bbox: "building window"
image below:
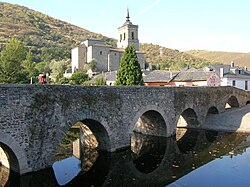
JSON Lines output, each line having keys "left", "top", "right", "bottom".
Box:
{"left": 124, "top": 33, "right": 126, "bottom": 40}
{"left": 131, "top": 32, "right": 134, "bottom": 40}
{"left": 120, "top": 34, "right": 122, "bottom": 42}
{"left": 232, "top": 80, "right": 236, "bottom": 86}
{"left": 245, "top": 81, "right": 248, "bottom": 90}
{"left": 100, "top": 51, "right": 102, "bottom": 55}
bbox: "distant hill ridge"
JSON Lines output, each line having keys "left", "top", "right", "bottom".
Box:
{"left": 0, "top": 2, "right": 249, "bottom": 69}
{"left": 186, "top": 50, "right": 250, "bottom": 69}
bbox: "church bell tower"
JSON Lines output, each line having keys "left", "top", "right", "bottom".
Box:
{"left": 117, "top": 9, "right": 139, "bottom": 51}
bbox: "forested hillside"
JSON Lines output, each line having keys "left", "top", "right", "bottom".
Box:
{"left": 0, "top": 2, "right": 211, "bottom": 70}
{"left": 140, "top": 43, "right": 209, "bottom": 70}
{"left": 0, "top": 2, "right": 116, "bottom": 62}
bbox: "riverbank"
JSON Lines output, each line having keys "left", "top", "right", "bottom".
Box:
{"left": 203, "top": 104, "right": 250, "bottom": 132}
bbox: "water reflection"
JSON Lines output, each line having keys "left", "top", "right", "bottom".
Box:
{"left": 131, "top": 133, "right": 166, "bottom": 173}
{"left": 53, "top": 156, "right": 81, "bottom": 185}
{"left": 176, "top": 128, "right": 199, "bottom": 153}
{"left": 3, "top": 129, "right": 250, "bottom": 187}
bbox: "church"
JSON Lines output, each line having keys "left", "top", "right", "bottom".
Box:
{"left": 71, "top": 10, "right": 145, "bottom": 74}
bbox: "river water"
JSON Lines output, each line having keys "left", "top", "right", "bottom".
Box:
{"left": 2, "top": 128, "right": 250, "bottom": 187}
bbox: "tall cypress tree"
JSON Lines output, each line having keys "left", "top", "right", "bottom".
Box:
{"left": 115, "top": 45, "right": 144, "bottom": 86}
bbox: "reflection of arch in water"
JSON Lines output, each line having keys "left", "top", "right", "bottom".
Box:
{"left": 131, "top": 133, "right": 167, "bottom": 174}
{"left": 225, "top": 95, "right": 239, "bottom": 109}
{"left": 65, "top": 151, "right": 111, "bottom": 186}
{"left": 205, "top": 130, "right": 219, "bottom": 143}
{"left": 133, "top": 109, "right": 167, "bottom": 137}
{"left": 128, "top": 134, "right": 177, "bottom": 183}
{"left": 176, "top": 128, "right": 199, "bottom": 153}
{"left": 177, "top": 108, "right": 199, "bottom": 128}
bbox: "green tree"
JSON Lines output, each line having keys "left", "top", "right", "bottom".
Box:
{"left": 83, "top": 58, "right": 97, "bottom": 72}
{"left": 35, "top": 61, "right": 50, "bottom": 74}
{"left": 89, "top": 58, "right": 97, "bottom": 71}
{"left": 0, "top": 38, "right": 27, "bottom": 83}
{"left": 23, "top": 50, "right": 39, "bottom": 80}
{"left": 115, "top": 45, "right": 144, "bottom": 86}
{"left": 93, "top": 76, "right": 106, "bottom": 86}
{"left": 70, "top": 72, "right": 88, "bottom": 85}
{"left": 49, "top": 59, "right": 67, "bottom": 82}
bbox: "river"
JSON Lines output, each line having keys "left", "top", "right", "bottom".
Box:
{"left": 2, "top": 128, "right": 250, "bottom": 187}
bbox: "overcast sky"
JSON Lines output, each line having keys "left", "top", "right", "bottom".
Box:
{"left": 3, "top": 0, "right": 250, "bottom": 53}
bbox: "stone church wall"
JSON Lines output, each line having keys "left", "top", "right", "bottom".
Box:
{"left": 108, "top": 51, "right": 122, "bottom": 71}
{"left": 71, "top": 45, "right": 87, "bottom": 73}
{"left": 91, "top": 45, "right": 110, "bottom": 72}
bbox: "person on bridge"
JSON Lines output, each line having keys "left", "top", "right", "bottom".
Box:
{"left": 40, "top": 74, "right": 47, "bottom": 84}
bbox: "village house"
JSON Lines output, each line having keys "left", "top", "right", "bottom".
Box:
{"left": 143, "top": 68, "right": 221, "bottom": 87}
{"left": 143, "top": 70, "right": 178, "bottom": 86}
{"left": 204, "top": 62, "right": 250, "bottom": 91}
{"left": 143, "top": 62, "right": 250, "bottom": 91}
{"left": 172, "top": 68, "right": 221, "bottom": 87}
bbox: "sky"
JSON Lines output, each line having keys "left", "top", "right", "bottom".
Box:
{"left": 2, "top": 0, "right": 250, "bottom": 53}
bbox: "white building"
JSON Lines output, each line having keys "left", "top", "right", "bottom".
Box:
{"left": 204, "top": 62, "right": 250, "bottom": 90}
{"left": 71, "top": 10, "right": 145, "bottom": 74}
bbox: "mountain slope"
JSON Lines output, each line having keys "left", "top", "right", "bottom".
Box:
{"left": 186, "top": 50, "right": 250, "bottom": 68}
{"left": 140, "top": 43, "right": 206, "bottom": 66}
{"left": 0, "top": 2, "right": 116, "bottom": 62}
{"left": 0, "top": 2, "right": 209, "bottom": 68}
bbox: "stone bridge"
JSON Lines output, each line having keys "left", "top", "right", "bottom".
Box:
{"left": 0, "top": 85, "right": 249, "bottom": 175}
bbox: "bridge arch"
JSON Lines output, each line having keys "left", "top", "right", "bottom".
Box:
{"left": 177, "top": 108, "right": 199, "bottom": 128}
{"left": 0, "top": 133, "right": 30, "bottom": 175}
{"left": 130, "top": 105, "right": 169, "bottom": 137}
{"left": 207, "top": 106, "right": 219, "bottom": 115}
{"left": 56, "top": 118, "right": 111, "bottom": 153}
{"left": 80, "top": 119, "right": 111, "bottom": 151}
{"left": 225, "top": 95, "right": 239, "bottom": 108}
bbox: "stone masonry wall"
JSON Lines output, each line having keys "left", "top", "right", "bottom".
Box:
{"left": 0, "top": 85, "right": 249, "bottom": 175}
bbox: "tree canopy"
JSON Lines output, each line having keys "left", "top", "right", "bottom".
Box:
{"left": 70, "top": 71, "right": 88, "bottom": 85}
{"left": 0, "top": 38, "right": 27, "bottom": 83}
{"left": 0, "top": 38, "right": 41, "bottom": 84}
{"left": 115, "top": 45, "right": 144, "bottom": 86}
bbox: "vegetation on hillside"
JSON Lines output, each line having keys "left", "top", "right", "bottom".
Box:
{"left": 0, "top": 2, "right": 116, "bottom": 63}
{"left": 116, "top": 45, "right": 144, "bottom": 86}
{"left": 0, "top": 2, "right": 215, "bottom": 72}
{"left": 186, "top": 50, "right": 250, "bottom": 69}
{"left": 140, "top": 43, "right": 210, "bottom": 70}
{"left": 3, "top": 2, "right": 248, "bottom": 76}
